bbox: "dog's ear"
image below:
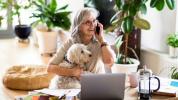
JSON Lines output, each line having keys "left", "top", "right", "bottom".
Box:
{"left": 67, "top": 48, "right": 80, "bottom": 64}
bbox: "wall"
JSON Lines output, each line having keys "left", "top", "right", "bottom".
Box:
{"left": 57, "top": 0, "right": 84, "bottom": 22}
{"left": 140, "top": 47, "right": 178, "bottom": 78}
{"left": 140, "top": 1, "right": 178, "bottom": 77}
{"left": 141, "top": 2, "right": 177, "bottom": 53}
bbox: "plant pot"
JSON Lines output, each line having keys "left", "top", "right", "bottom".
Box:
{"left": 15, "top": 25, "right": 31, "bottom": 40}
{"left": 169, "top": 46, "right": 178, "bottom": 58}
{"left": 36, "top": 30, "right": 58, "bottom": 54}
{"left": 111, "top": 58, "right": 140, "bottom": 73}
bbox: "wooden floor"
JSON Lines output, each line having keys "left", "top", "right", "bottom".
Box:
{"left": 0, "top": 37, "right": 51, "bottom": 99}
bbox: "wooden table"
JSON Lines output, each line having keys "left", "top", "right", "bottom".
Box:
{"left": 124, "top": 86, "right": 178, "bottom": 100}
{"left": 0, "top": 38, "right": 177, "bottom": 100}
{"left": 0, "top": 38, "right": 51, "bottom": 99}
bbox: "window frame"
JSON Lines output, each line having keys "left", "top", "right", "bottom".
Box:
{"left": 0, "top": 5, "right": 13, "bottom": 38}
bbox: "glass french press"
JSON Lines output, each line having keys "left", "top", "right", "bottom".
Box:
{"left": 138, "top": 66, "right": 160, "bottom": 100}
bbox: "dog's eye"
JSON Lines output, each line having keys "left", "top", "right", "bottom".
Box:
{"left": 81, "top": 50, "right": 84, "bottom": 54}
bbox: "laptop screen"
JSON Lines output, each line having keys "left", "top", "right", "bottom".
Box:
{"left": 81, "top": 73, "right": 126, "bottom": 100}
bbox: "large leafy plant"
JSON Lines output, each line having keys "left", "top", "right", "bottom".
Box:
{"left": 111, "top": 0, "right": 175, "bottom": 64}
{"left": 31, "top": 0, "right": 71, "bottom": 31}
{"left": 166, "top": 33, "right": 178, "bottom": 48}
{"left": 0, "top": 0, "right": 32, "bottom": 25}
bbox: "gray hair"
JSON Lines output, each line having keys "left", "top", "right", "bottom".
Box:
{"left": 71, "top": 7, "right": 99, "bottom": 41}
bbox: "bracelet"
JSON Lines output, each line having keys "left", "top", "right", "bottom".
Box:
{"left": 101, "top": 42, "right": 108, "bottom": 48}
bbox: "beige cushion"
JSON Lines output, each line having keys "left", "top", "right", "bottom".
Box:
{"left": 3, "top": 65, "right": 54, "bottom": 90}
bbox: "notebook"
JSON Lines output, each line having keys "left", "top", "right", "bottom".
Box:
{"left": 81, "top": 73, "right": 126, "bottom": 100}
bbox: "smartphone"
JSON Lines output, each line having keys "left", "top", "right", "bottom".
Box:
{"left": 96, "top": 24, "right": 100, "bottom": 35}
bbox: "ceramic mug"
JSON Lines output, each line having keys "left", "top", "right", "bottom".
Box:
{"left": 128, "top": 72, "right": 138, "bottom": 88}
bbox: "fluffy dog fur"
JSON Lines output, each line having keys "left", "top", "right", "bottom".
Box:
{"left": 49, "top": 43, "right": 92, "bottom": 89}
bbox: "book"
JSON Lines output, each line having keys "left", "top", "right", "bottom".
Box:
{"left": 152, "top": 77, "right": 178, "bottom": 97}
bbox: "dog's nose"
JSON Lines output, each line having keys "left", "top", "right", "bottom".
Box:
{"left": 89, "top": 54, "right": 92, "bottom": 57}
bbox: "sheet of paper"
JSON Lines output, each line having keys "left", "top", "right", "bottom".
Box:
{"left": 34, "top": 88, "right": 81, "bottom": 97}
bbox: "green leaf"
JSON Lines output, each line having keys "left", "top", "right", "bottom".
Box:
{"left": 141, "top": 0, "right": 148, "bottom": 4}
{"left": 139, "top": 4, "right": 147, "bottom": 14}
{"left": 31, "top": 0, "right": 71, "bottom": 31}
{"left": 111, "top": 18, "right": 119, "bottom": 25}
{"left": 116, "top": 56, "right": 121, "bottom": 64}
{"left": 155, "top": 0, "right": 165, "bottom": 11}
{"left": 150, "top": 0, "right": 159, "bottom": 8}
{"left": 115, "top": 0, "right": 122, "bottom": 10}
{"left": 58, "top": 5, "right": 68, "bottom": 10}
{"left": 134, "top": 18, "right": 150, "bottom": 30}
{"left": 129, "top": 5, "right": 136, "bottom": 16}
{"left": 167, "top": 34, "right": 178, "bottom": 47}
{"left": 123, "top": 4, "right": 129, "bottom": 12}
{"left": 50, "top": 0, "right": 57, "bottom": 12}
{"left": 30, "top": 20, "right": 41, "bottom": 27}
{"left": 115, "top": 35, "right": 123, "bottom": 49}
{"left": 165, "top": 0, "right": 175, "bottom": 10}
{"left": 175, "top": 73, "right": 178, "bottom": 79}
{"left": 110, "top": 11, "right": 121, "bottom": 23}
{"left": 37, "top": 0, "right": 45, "bottom": 5}
{"left": 122, "top": 16, "right": 133, "bottom": 33}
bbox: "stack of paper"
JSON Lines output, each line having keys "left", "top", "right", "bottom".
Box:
{"left": 34, "top": 88, "right": 81, "bottom": 97}
{"left": 15, "top": 89, "right": 81, "bottom": 100}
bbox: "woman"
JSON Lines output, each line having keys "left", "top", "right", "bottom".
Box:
{"left": 47, "top": 8, "right": 115, "bottom": 88}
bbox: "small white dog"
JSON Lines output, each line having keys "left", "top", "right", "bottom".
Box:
{"left": 49, "top": 43, "right": 92, "bottom": 89}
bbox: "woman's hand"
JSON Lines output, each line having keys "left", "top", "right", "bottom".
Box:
{"left": 95, "top": 22, "right": 104, "bottom": 43}
{"left": 72, "top": 66, "right": 84, "bottom": 80}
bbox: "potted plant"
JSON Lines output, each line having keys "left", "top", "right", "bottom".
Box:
{"left": 112, "top": 34, "right": 140, "bottom": 73}
{"left": 166, "top": 33, "right": 178, "bottom": 58}
{"left": 0, "top": 16, "right": 3, "bottom": 26}
{"left": 170, "top": 66, "right": 178, "bottom": 79}
{"left": 111, "top": 0, "right": 175, "bottom": 73}
{"left": 31, "top": 0, "right": 71, "bottom": 55}
{"left": 0, "top": 0, "right": 32, "bottom": 41}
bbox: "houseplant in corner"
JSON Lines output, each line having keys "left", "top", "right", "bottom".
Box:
{"left": 166, "top": 33, "right": 178, "bottom": 58}
{"left": 170, "top": 66, "right": 178, "bottom": 79}
{"left": 31, "top": 0, "right": 71, "bottom": 55}
{"left": 0, "top": 0, "right": 32, "bottom": 41}
{"left": 111, "top": 0, "right": 175, "bottom": 73}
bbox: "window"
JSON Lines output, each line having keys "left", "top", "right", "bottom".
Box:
{"left": 141, "top": 1, "right": 177, "bottom": 53}
{"left": 0, "top": 5, "right": 13, "bottom": 38}
{"left": 0, "top": 0, "right": 84, "bottom": 38}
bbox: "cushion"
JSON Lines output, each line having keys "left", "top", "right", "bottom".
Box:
{"left": 3, "top": 65, "right": 54, "bottom": 90}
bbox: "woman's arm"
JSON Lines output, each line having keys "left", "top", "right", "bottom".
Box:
{"left": 47, "top": 39, "right": 83, "bottom": 79}
{"left": 100, "top": 38, "right": 115, "bottom": 67}
{"left": 95, "top": 23, "right": 115, "bottom": 67}
{"left": 47, "top": 64, "right": 83, "bottom": 79}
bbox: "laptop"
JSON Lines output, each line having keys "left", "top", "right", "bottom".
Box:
{"left": 81, "top": 73, "right": 126, "bottom": 100}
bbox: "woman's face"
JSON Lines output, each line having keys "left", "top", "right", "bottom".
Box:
{"left": 79, "top": 13, "right": 97, "bottom": 37}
